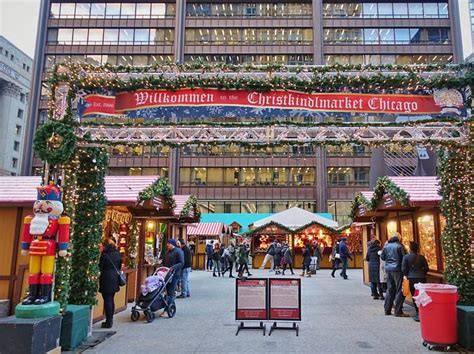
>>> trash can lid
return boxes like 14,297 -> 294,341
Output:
414,283 -> 457,293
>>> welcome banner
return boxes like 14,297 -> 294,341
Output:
77,88 -> 466,120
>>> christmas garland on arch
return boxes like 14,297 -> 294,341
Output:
137,177 -> 176,209
179,195 -> 201,221
369,176 -> 410,210
349,193 -> 373,220
33,120 -> 77,165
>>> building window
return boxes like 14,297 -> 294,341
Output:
17,109 -> 24,119
328,167 -> 370,186
20,93 -> 26,103
12,158 -> 18,168
327,200 -> 352,224
15,125 -> 22,135
13,141 -> 20,151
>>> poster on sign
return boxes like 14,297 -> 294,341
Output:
235,278 -> 268,321
269,279 -> 301,321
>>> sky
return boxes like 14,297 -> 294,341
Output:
0,0 -> 40,58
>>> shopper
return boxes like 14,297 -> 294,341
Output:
365,239 -> 384,300
219,243 -> 226,273
339,238 -> 352,280
301,244 -> 312,277
164,239 -> 184,303
281,243 -> 295,275
237,242 -> 252,277
312,240 -> 323,270
273,241 -> 282,275
212,243 -> 221,277
381,235 -> 408,317
205,240 -> 214,271
260,240 -> 276,271
98,238 -> 122,328
222,241 -> 236,278
402,242 -> 429,322
177,239 -> 192,299
330,240 -> 341,278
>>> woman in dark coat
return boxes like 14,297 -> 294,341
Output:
365,239 -> 384,300
273,242 -> 282,274
99,238 -> 122,328
281,243 -> 295,275
301,244 -> 312,277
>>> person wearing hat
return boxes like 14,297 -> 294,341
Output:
177,239 -> 192,298
164,239 -> 184,303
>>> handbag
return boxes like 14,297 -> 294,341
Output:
402,277 -> 410,297
105,253 -> 126,287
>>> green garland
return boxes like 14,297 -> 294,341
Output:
438,146 -> 474,305
370,176 -> 410,210
179,195 -> 201,221
137,177 -> 176,209
69,147 -> 108,306
127,221 -> 139,269
349,193 -> 372,220
33,121 -> 77,165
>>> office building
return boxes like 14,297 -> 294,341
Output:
24,1 -> 462,223
0,36 -> 32,176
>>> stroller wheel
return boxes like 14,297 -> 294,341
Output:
167,303 -> 176,318
144,310 -> 155,323
131,310 -> 140,322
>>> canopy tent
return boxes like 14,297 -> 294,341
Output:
187,222 -> 231,238
251,207 -> 339,231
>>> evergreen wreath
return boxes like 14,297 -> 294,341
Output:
33,120 -> 77,165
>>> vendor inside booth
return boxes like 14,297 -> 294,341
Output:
292,223 -> 333,268
351,177 -> 445,284
250,223 -> 292,269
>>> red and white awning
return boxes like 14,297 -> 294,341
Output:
187,222 -> 228,237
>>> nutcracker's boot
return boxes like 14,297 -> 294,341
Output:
22,284 -> 39,305
34,284 -> 52,305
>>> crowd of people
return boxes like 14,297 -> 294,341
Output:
365,234 -> 429,322
206,240 -> 254,278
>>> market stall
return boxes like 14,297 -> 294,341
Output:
0,176 -> 199,321
351,176 -> 445,284
248,207 -> 350,269
186,222 -> 232,269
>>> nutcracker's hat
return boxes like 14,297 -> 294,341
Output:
37,182 -> 62,201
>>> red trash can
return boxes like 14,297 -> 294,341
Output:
414,283 -> 458,350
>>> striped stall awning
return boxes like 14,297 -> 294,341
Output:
360,191 -> 374,201
174,194 -> 192,218
187,222 -> 227,237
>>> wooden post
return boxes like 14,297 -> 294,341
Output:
135,219 -> 146,301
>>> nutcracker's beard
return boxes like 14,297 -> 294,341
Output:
30,214 -> 49,235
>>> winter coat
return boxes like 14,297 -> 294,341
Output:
380,237 -> 405,272
228,244 -> 236,262
283,247 -> 292,264
379,257 -> 387,283
205,243 -> 213,256
313,244 -> 322,259
238,245 -> 249,264
339,241 -> 352,260
365,241 -> 381,283
165,247 -> 184,272
302,247 -> 312,266
274,245 -> 282,264
402,252 -> 429,279
212,249 -> 220,261
266,243 -> 276,256
99,246 -> 122,294
182,245 -> 192,269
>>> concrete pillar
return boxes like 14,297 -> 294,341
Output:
312,0 -> 324,64
174,0 -> 186,63
369,148 -> 389,189
449,0 -> 464,63
315,147 -> 328,212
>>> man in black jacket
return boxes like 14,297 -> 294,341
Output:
164,239 -> 184,303
381,235 -> 408,317
177,239 -> 192,299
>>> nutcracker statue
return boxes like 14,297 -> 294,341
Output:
21,183 -> 70,305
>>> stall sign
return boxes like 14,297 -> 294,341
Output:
268,279 -> 301,321
358,205 -> 366,216
105,209 -> 132,224
235,278 -> 268,321
383,194 -> 396,208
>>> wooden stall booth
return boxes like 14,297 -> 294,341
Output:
186,222 -> 232,269
247,207 -> 354,269
351,177 -> 445,285
0,176 -> 199,321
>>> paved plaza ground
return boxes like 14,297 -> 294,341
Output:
89,268 -> 431,354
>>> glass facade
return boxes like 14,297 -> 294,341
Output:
327,167 -> 370,186
200,200 -> 317,213
323,2 -> 449,19
50,2 -> 176,19
324,28 -> 450,45
327,200 -> 352,224
181,144 -> 315,157
186,3 -> 312,17
180,167 -> 316,187
184,55 -> 313,65
45,54 -> 173,68
325,54 -> 453,65
185,28 -> 313,45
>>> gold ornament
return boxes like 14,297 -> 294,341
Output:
47,132 -> 63,150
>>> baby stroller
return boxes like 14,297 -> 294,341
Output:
131,267 -> 176,323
